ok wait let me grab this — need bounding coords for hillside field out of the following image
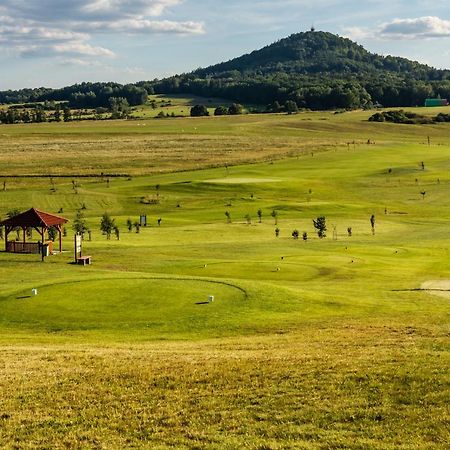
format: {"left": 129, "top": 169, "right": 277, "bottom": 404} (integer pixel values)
{"left": 0, "top": 108, "right": 449, "bottom": 448}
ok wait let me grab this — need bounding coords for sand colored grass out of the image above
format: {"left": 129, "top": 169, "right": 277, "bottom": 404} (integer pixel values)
{"left": 0, "top": 324, "right": 448, "bottom": 449}
{"left": 1, "top": 106, "right": 449, "bottom": 176}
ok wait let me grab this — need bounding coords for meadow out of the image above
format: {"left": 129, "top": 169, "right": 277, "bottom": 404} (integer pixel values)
{"left": 0, "top": 108, "right": 449, "bottom": 448}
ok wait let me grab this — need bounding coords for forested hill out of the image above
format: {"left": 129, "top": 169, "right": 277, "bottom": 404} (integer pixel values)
{"left": 2, "top": 31, "right": 450, "bottom": 110}
{"left": 153, "top": 31, "right": 450, "bottom": 110}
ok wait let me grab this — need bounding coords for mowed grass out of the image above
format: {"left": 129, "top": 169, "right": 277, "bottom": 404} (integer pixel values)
{"left": 0, "top": 109, "right": 449, "bottom": 447}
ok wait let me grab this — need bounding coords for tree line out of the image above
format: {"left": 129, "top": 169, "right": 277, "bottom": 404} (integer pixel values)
{"left": 0, "top": 82, "right": 147, "bottom": 109}
{"left": 0, "top": 97, "right": 133, "bottom": 124}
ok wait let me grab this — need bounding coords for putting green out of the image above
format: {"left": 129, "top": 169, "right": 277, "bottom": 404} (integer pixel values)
{"left": 0, "top": 278, "right": 246, "bottom": 334}
{"left": 204, "top": 177, "right": 281, "bottom": 184}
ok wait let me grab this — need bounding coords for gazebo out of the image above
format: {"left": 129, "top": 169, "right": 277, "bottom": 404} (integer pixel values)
{"left": 0, "top": 208, "right": 68, "bottom": 255}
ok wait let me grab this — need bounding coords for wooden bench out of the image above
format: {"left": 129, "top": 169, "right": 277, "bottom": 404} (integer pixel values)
{"left": 77, "top": 255, "right": 92, "bottom": 266}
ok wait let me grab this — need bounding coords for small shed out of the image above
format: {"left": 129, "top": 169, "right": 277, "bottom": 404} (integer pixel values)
{"left": 0, "top": 208, "right": 68, "bottom": 254}
{"left": 425, "top": 99, "right": 449, "bottom": 107}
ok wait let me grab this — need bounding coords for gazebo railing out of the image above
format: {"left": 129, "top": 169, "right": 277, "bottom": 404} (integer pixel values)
{"left": 6, "top": 241, "right": 41, "bottom": 254}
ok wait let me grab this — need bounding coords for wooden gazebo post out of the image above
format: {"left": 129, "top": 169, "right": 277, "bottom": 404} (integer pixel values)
{"left": 4, "top": 225, "right": 10, "bottom": 252}
{"left": 58, "top": 225, "right": 62, "bottom": 253}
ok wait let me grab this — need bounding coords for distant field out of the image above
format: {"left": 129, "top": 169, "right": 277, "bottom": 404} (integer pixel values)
{"left": 132, "top": 93, "right": 236, "bottom": 118}
{"left": 1, "top": 106, "right": 450, "bottom": 176}
{"left": 0, "top": 109, "right": 449, "bottom": 448}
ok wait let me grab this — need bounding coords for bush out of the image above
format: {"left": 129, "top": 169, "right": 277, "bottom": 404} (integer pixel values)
{"left": 190, "top": 105, "right": 209, "bottom": 117}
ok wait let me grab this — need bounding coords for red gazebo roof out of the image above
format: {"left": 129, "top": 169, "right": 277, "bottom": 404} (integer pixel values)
{"left": 0, "top": 208, "right": 69, "bottom": 228}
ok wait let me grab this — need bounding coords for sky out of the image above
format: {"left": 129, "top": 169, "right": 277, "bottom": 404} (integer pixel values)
{"left": 1, "top": 0, "right": 450, "bottom": 90}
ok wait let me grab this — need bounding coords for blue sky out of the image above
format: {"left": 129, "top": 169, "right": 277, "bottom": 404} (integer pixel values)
{"left": 1, "top": 0, "right": 450, "bottom": 90}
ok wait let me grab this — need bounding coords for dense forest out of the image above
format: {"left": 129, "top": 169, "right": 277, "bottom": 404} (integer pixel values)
{"left": 152, "top": 31, "right": 450, "bottom": 110}
{"left": 1, "top": 31, "right": 450, "bottom": 111}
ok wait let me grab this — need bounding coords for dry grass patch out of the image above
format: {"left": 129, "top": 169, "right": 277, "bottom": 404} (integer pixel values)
{"left": 1, "top": 323, "right": 448, "bottom": 449}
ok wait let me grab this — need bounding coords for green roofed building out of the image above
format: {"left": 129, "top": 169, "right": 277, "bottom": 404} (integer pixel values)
{"left": 425, "top": 99, "right": 449, "bottom": 107}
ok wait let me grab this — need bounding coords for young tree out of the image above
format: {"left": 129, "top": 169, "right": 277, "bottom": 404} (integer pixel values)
{"left": 347, "top": 227, "right": 352, "bottom": 237}
{"left": 420, "top": 191, "right": 426, "bottom": 200}
{"left": 302, "top": 232, "right": 308, "bottom": 241}
{"left": 313, "top": 216, "right": 327, "bottom": 238}
{"left": 225, "top": 211, "right": 231, "bottom": 224}
{"left": 114, "top": 225, "right": 120, "bottom": 241}
{"left": 370, "top": 214, "right": 376, "bottom": 235}
{"left": 73, "top": 209, "right": 88, "bottom": 238}
{"left": 275, "top": 227, "right": 280, "bottom": 237}
{"left": 100, "top": 213, "right": 115, "bottom": 240}
{"left": 245, "top": 214, "right": 252, "bottom": 225}
{"left": 257, "top": 208, "right": 262, "bottom": 223}
{"left": 292, "top": 229, "right": 299, "bottom": 239}
{"left": 271, "top": 210, "right": 278, "bottom": 225}
{"left": 126, "top": 218, "right": 133, "bottom": 232}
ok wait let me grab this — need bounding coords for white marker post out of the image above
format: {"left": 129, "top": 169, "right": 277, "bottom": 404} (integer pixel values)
{"left": 74, "top": 233, "right": 82, "bottom": 263}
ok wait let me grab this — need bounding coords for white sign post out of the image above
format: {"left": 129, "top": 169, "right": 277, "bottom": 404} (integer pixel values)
{"left": 74, "top": 234, "right": 82, "bottom": 262}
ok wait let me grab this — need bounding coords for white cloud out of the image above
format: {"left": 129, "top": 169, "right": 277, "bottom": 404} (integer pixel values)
{"left": 103, "top": 19, "right": 205, "bottom": 34}
{"left": 82, "top": 0, "right": 182, "bottom": 18}
{"left": 344, "top": 16, "right": 450, "bottom": 41}
{"left": 0, "top": 0, "right": 204, "bottom": 60}
{"left": 61, "top": 58, "right": 104, "bottom": 67}
{"left": 381, "top": 16, "right": 450, "bottom": 38}
{"left": 53, "top": 43, "right": 115, "bottom": 58}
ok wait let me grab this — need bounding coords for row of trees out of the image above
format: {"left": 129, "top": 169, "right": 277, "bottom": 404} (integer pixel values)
{"left": 369, "top": 110, "right": 450, "bottom": 125}
{"left": 0, "top": 82, "right": 147, "bottom": 109}
{"left": 73, "top": 211, "right": 162, "bottom": 241}
{"left": 190, "top": 103, "right": 245, "bottom": 117}
{"left": 0, "top": 106, "right": 72, "bottom": 124}
{"left": 223, "top": 211, "right": 376, "bottom": 239}
{"left": 0, "top": 97, "right": 132, "bottom": 125}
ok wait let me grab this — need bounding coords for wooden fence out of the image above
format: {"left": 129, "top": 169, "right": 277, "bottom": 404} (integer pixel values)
{"left": 6, "top": 241, "right": 40, "bottom": 254}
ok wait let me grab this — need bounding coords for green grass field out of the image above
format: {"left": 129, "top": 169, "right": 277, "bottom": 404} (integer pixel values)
{"left": 0, "top": 107, "right": 449, "bottom": 448}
